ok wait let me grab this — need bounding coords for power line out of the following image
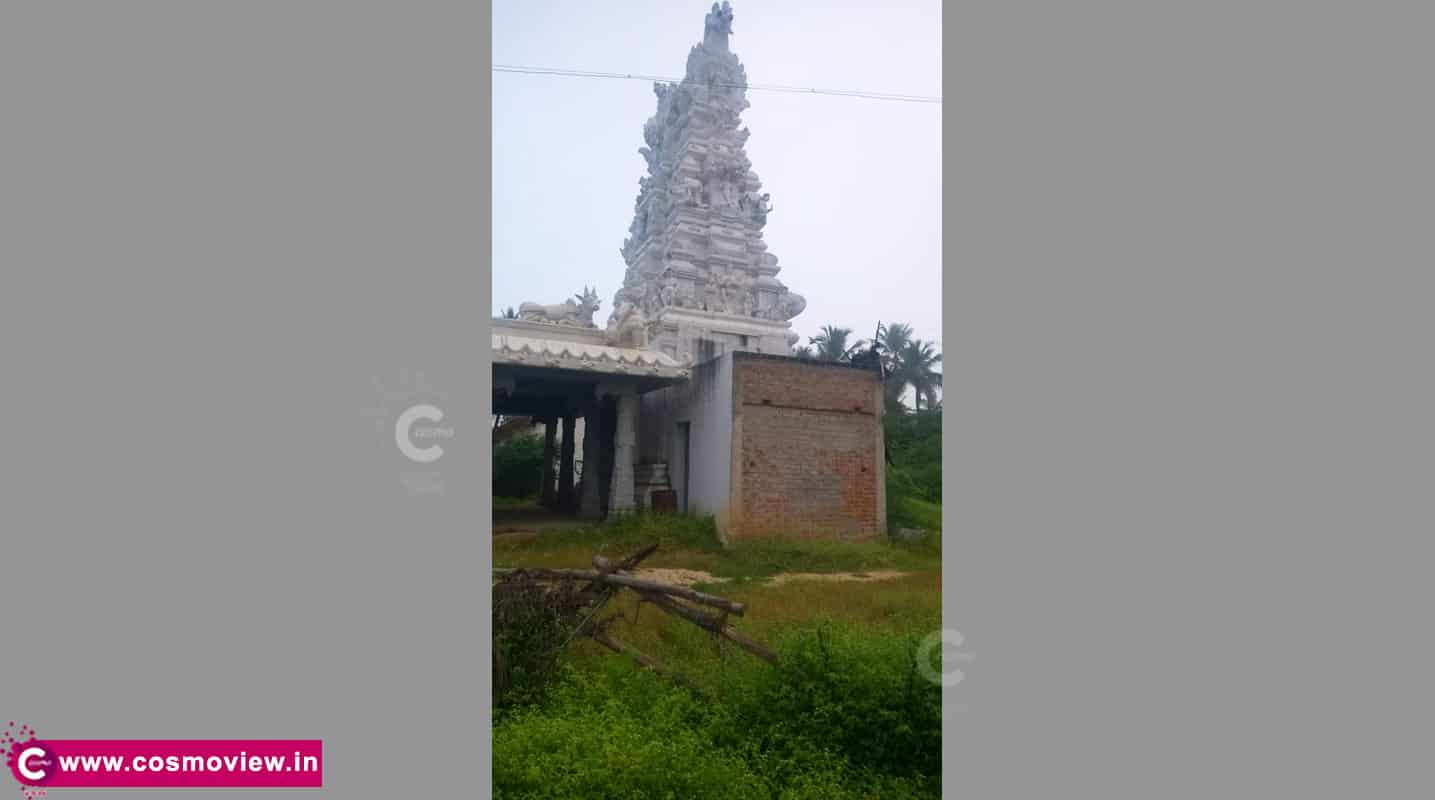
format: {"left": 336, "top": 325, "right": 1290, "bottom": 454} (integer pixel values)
{"left": 493, "top": 63, "right": 941, "bottom": 105}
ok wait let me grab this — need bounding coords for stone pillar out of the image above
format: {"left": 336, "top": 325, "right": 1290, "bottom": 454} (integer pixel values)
{"left": 610, "top": 388, "right": 639, "bottom": 514}
{"left": 557, "top": 415, "right": 576, "bottom": 512}
{"left": 578, "top": 407, "right": 603, "bottom": 519}
{"left": 540, "top": 418, "right": 557, "bottom": 508}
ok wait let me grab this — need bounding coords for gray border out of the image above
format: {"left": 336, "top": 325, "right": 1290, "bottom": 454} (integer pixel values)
{"left": 1, "top": 2, "right": 494, "bottom": 795}
{"left": 945, "top": 2, "right": 1433, "bottom": 797}
{"left": 477, "top": 0, "right": 495, "bottom": 787}
{"left": 479, "top": 0, "right": 496, "bottom": 787}
{"left": 940, "top": 5, "right": 960, "bottom": 795}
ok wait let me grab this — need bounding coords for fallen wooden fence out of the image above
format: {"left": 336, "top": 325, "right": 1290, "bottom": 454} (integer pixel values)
{"left": 493, "top": 543, "right": 777, "bottom": 691}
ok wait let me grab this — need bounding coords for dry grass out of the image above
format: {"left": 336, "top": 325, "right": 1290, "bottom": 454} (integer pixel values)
{"left": 716, "top": 568, "right": 940, "bottom": 633}
{"left": 493, "top": 511, "right": 942, "bottom": 686}
{"left": 493, "top": 512, "right": 939, "bottom": 579}
{"left": 554, "top": 568, "right": 941, "bottom": 683}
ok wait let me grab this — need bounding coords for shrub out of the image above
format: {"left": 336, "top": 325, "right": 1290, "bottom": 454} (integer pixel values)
{"left": 884, "top": 409, "right": 941, "bottom": 503}
{"left": 493, "top": 433, "right": 548, "bottom": 499}
{"left": 493, "top": 624, "right": 942, "bottom": 798}
{"left": 493, "top": 649, "right": 941, "bottom": 798}
{"left": 493, "top": 574, "right": 598, "bottom": 709}
{"left": 594, "top": 510, "right": 723, "bottom": 552}
{"left": 494, "top": 669, "right": 770, "bottom": 799}
{"left": 710, "top": 623, "right": 943, "bottom": 782}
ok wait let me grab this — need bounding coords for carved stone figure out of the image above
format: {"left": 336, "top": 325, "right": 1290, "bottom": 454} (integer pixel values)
{"left": 708, "top": 267, "right": 747, "bottom": 313}
{"left": 752, "top": 192, "right": 772, "bottom": 225}
{"left": 683, "top": 178, "right": 703, "bottom": 207}
{"left": 638, "top": 282, "right": 659, "bottom": 315}
{"left": 608, "top": 286, "right": 641, "bottom": 327}
{"left": 610, "top": 301, "right": 648, "bottom": 347}
{"left": 720, "top": 181, "right": 738, "bottom": 210}
{"left": 700, "top": 280, "right": 722, "bottom": 312}
{"left": 703, "top": 2, "right": 735, "bottom": 52}
{"left": 608, "top": 299, "right": 634, "bottom": 328}
{"left": 519, "top": 286, "right": 601, "bottom": 328}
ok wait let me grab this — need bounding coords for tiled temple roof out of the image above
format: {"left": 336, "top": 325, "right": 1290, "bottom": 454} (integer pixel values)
{"left": 492, "top": 332, "right": 692, "bottom": 380}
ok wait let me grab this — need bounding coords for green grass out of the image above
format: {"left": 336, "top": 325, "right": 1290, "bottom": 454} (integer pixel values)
{"left": 493, "top": 512, "right": 723, "bottom": 568}
{"left": 494, "top": 624, "right": 942, "bottom": 799}
{"left": 493, "top": 510, "right": 941, "bottom": 579}
{"left": 891, "top": 496, "right": 941, "bottom": 531}
{"left": 493, "top": 508, "right": 944, "bottom": 799}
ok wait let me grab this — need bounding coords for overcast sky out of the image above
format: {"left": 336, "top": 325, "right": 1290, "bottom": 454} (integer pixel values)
{"left": 493, "top": 0, "right": 941, "bottom": 352}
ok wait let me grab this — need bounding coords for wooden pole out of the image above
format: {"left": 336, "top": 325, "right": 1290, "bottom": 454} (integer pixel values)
{"left": 639, "top": 591, "right": 778, "bottom": 665}
{"left": 491, "top": 567, "right": 746, "bottom": 617}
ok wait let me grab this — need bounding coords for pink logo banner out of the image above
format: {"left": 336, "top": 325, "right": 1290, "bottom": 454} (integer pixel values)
{"left": 7, "top": 739, "right": 322, "bottom": 789}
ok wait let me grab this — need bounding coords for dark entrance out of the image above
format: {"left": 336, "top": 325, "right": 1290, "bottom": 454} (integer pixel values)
{"left": 597, "top": 396, "right": 617, "bottom": 517}
{"left": 676, "top": 420, "right": 691, "bottom": 513}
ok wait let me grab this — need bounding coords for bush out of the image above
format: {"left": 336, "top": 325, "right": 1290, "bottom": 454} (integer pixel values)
{"left": 593, "top": 510, "right": 723, "bottom": 552}
{"left": 886, "top": 463, "right": 922, "bottom": 503}
{"left": 885, "top": 408, "right": 941, "bottom": 543}
{"left": 493, "top": 624, "right": 942, "bottom": 798}
{"left": 709, "top": 623, "right": 943, "bottom": 782}
{"left": 493, "top": 574, "right": 597, "bottom": 709}
{"left": 494, "top": 433, "right": 548, "bottom": 499}
{"left": 494, "top": 671, "right": 769, "bottom": 799}
{"left": 884, "top": 409, "right": 941, "bottom": 503}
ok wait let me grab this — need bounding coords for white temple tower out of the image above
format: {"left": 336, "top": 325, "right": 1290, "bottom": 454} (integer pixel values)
{"left": 607, "top": 2, "right": 806, "bottom": 364}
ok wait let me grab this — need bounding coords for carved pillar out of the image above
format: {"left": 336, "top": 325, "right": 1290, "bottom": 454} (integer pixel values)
{"left": 579, "top": 405, "right": 603, "bottom": 519}
{"left": 610, "top": 388, "right": 640, "bottom": 514}
{"left": 540, "top": 418, "right": 557, "bottom": 508}
{"left": 557, "top": 415, "right": 576, "bottom": 512}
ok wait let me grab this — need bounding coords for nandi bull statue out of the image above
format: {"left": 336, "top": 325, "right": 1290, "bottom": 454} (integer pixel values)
{"left": 518, "top": 286, "right": 601, "bottom": 328}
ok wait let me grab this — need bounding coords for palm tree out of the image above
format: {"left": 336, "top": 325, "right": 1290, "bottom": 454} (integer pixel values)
{"left": 500, "top": 306, "right": 519, "bottom": 319}
{"left": 872, "top": 322, "right": 943, "bottom": 411}
{"left": 792, "top": 343, "right": 816, "bottom": 359}
{"left": 809, "top": 325, "right": 863, "bottom": 362}
{"left": 876, "top": 322, "right": 914, "bottom": 371}
{"left": 897, "top": 339, "right": 943, "bottom": 411}
{"left": 874, "top": 321, "right": 915, "bottom": 408}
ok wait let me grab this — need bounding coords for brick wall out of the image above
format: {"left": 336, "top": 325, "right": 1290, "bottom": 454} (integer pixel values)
{"left": 730, "top": 354, "right": 884, "bottom": 540}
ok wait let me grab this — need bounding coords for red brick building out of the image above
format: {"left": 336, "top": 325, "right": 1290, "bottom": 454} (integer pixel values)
{"left": 640, "top": 352, "right": 886, "bottom": 542}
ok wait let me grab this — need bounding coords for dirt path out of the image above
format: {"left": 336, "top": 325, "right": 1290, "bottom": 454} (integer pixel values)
{"left": 630, "top": 568, "right": 909, "bottom": 588}
{"left": 765, "top": 569, "right": 908, "bottom": 587}
{"left": 630, "top": 568, "right": 727, "bottom": 588}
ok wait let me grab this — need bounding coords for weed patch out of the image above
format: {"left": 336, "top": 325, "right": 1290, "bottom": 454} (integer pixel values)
{"left": 494, "top": 511, "right": 940, "bottom": 578}
{"left": 494, "top": 623, "right": 942, "bottom": 799}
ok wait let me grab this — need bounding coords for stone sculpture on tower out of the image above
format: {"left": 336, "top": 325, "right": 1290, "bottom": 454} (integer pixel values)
{"left": 608, "top": 1, "right": 806, "bottom": 362}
